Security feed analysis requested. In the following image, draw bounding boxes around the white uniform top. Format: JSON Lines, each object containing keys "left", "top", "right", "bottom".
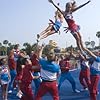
{"left": 40, "top": 68, "right": 57, "bottom": 81}
{"left": 0, "top": 65, "right": 10, "bottom": 84}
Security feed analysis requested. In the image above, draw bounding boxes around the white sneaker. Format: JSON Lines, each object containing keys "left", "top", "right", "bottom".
{"left": 84, "top": 88, "right": 88, "bottom": 91}
{"left": 81, "top": 88, "right": 88, "bottom": 91}
{"left": 14, "top": 87, "right": 17, "bottom": 90}
{"left": 8, "top": 90, "right": 12, "bottom": 93}
{"left": 16, "top": 91, "right": 23, "bottom": 98}
{"left": 73, "top": 89, "right": 80, "bottom": 93}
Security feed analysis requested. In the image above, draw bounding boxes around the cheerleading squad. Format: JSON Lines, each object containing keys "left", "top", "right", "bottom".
{"left": 0, "top": 0, "right": 100, "bottom": 100}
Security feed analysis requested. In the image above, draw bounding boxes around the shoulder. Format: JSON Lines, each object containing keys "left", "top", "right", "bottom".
{"left": 39, "top": 58, "right": 46, "bottom": 64}
{"left": 39, "top": 58, "right": 45, "bottom": 61}
{"left": 61, "top": 11, "right": 65, "bottom": 15}
{"left": 95, "top": 56, "right": 100, "bottom": 62}
{"left": 52, "top": 62, "right": 60, "bottom": 68}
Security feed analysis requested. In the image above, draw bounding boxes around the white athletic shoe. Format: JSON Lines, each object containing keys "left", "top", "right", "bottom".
{"left": 8, "top": 90, "right": 12, "bottom": 94}
{"left": 73, "top": 89, "right": 80, "bottom": 93}
{"left": 81, "top": 88, "right": 88, "bottom": 91}
{"left": 16, "top": 90, "right": 23, "bottom": 98}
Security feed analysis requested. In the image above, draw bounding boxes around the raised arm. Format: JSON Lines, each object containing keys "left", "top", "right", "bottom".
{"left": 79, "top": 53, "right": 87, "bottom": 60}
{"left": 55, "top": 3, "right": 61, "bottom": 19}
{"left": 84, "top": 48, "right": 97, "bottom": 59}
{"left": 72, "top": 0, "right": 91, "bottom": 12}
{"left": 70, "top": 48, "right": 78, "bottom": 59}
{"left": 48, "top": 0, "right": 64, "bottom": 15}
{"left": 36, "top": 44, "right": 44, "bottom": 59}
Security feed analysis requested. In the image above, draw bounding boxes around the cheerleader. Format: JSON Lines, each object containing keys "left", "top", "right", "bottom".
{"left": 0, "top": 58, "right": 10, "bottom": 100}
{"left": 48, "top": 0, "right": 91, "bottom": 53}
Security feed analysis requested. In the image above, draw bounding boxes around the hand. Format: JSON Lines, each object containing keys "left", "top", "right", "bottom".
{"left": 42, "top": 43, "right": 45, "bottom": 47}
{"left": 57, "top": 3, "right": 60, "bottom": 6}
{"left": 48, "top": 0, "right": 53, "bottom": 4}
{"left": 71, "top": 0, "right": 76, "bottom": 4}
{"left": 87, "top": 0, "right": 91, "bottom": 3}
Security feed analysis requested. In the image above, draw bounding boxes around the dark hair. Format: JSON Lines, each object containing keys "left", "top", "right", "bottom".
{"left": 66, "top": 2, "right": 72, "bottom": 9}
{"left": 16, "top": 57, "right": 25, "bottom": 72}
{"left": 0, "top": 59, "right": 3, "bottom": 65}
{"left": 0, "top": 58, "right": 6, "bottom": 65}
{"left": 22, "top": 58, "right": 28, "bottom": 65}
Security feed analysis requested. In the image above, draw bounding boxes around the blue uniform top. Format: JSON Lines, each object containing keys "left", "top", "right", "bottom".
{"left": 90, "top": 56, "right": 100, "bottom": 75}
{"left": 53, "top": 19, "right": 62, "bottom": 32}
{"left": 80, "top": 61, "right": 89, "bottom": 70}
{"left": 39, "top": 58, "right": 60, "bottom": 73}
{"left": 0, "top": 65, "right": 9, "bottom": 82}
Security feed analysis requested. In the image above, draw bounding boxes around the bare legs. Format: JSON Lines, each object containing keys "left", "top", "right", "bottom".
{"left": 73, "top": 32, "right": 87, "bottom": 54}
{"left": 37, "top": 24, "right": 56, "bottom": 41}
{"left": 1, "top": 84, "right": 8, "bottom": 100}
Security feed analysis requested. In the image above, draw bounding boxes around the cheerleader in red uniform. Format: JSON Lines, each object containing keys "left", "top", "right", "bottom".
{"left": 48, "top": 0, "right": 91, "bottom": 52}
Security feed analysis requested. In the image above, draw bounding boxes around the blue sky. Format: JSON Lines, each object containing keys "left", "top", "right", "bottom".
{"left": 0, "top": 0, "right": 100, "bottom": 48}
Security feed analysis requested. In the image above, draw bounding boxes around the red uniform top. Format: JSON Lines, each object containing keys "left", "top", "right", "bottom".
{"left": 8, "top": 57, "right": 16, "bottom": 70}
{"left": 16, "top": 56, "right": 24, "bottom": 80}
{"left": 21, "top": 64, "right": 33, "bottom": 84}
{"left": 59, "top": 58, "right": 70, "bottom": 73}
{"left": 30, "top": 54, "right": 40, "bottom": 72}
{"left": 65, "top": 13, "right": 79, "bottom": 32}
{"left": 67, "top": 19, "right": 78, "bottom": 31}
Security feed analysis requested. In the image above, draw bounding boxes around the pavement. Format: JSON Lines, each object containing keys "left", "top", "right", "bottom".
{"left": 0, "top": 69, "right": 100, "bottom": 100}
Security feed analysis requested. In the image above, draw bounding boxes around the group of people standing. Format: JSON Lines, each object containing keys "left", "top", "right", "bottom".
{"left": 0, "top": 44, "right": 100, "bottom": 100}
{"left": 36, "top": 0, "right": 100, "bottom": 100}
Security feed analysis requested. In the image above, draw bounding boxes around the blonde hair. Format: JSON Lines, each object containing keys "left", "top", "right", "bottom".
{"left": 55, "top": 10, "right": 63, "bottom": 19}
{"left": 65, "top": 1, "right": 77, "bottom": 11}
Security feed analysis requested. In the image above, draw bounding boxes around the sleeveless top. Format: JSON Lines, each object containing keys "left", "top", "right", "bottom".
{"left": 0, "top": 65, "right": 9, "bottom": 82}
{"left": 64, "top": 12, "right": 75, "bottom": 25}
{"left": 64, "top": 11, "right": 80, "bottom": 33}
{"left": 64, "top": 12, "right": 73, "bottom": 20}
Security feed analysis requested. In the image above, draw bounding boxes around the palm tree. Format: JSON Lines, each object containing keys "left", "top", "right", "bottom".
{"left": 0, "top": 42, "right": 2, "bottom": 55}
{"left": 1, "top": 46, "right": 6, "bottom": 55}
{"left": 23, "top": 42, "right": 32, "bottom": 55}
{"left": 23, "top": 42, "right": 29, "bottom": 48}
{"left": 0, "top": 42, "right": 2, "bottom": 47}
{"left": 3, "top": 40, "right": 9, "bottom": 55}
{"left": 32, "top": 43, "right": 38, "bottom": 51}
{"left": 96, "top": 31, "right": 100, "bottom": 46}
{"left": 90, "top": 41, "right": 95, "bottom": 49}
{"left": 3, "top": 40, "right": 9, "bottom": 45}
{"left": 85, "top": 41, "right": 90, "bottom": 48}
{"left": 8, "top": 43, "right": 12, "bottom": 47}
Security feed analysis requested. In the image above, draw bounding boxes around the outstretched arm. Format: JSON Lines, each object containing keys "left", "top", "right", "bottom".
{"left": 48, "top": 0, "right": 64, "bottom": 15}
{"left": 79, "top": 53, "right": 86, "bottom": 60}
{"left": 55, "top": 10, "right": 64, "bottom": 22}
{"left": 36, "top": 44, "right": 44, "bottom": 59}
{"left": 70, "top": 48, "right": 79, "bottom": 59}
{"left": 54, "top": 3, "right": 60, "bottom": 19}
{"left": 72, "top": 0, "right": 91, "bottom": 12}
{"left": 84, "top": 48, "right": 97, "bottom": 59}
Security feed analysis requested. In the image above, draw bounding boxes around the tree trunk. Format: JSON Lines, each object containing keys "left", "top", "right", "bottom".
{"left": 99, "top": 38, "right": 100, "bottom": 47}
